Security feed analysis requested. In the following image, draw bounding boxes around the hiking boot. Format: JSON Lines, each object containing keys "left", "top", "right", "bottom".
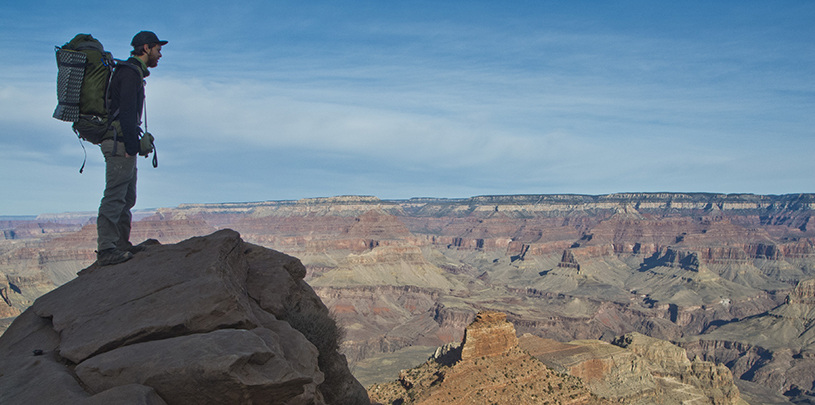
{"left": 124, "top": 244, "right": 147, "bottom": 254}
{"left": 97, "top": 248, "right": 133, "bottom": 266}
{"left": 120, "top": 238, "right": 160, "bottom": 254}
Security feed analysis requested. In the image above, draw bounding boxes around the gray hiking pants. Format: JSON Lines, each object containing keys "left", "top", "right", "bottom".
{"left": 97, "top": 140, "right": 137, "bottom": 251}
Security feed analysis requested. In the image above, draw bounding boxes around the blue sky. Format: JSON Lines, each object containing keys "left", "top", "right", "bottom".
{"left": 1, "top": 1, "right": 813, "bottom": 215}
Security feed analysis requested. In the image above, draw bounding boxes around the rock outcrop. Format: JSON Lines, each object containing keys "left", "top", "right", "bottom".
{"left": 368, "top": 310, "right": 605, "bottom": 405}
{"left": 0, "top": 230, "right": 368, "bottom": 405}
{"left": 518, "top": 332, "right": 745, "bottom": 405}
{"left": 459, "top": 311, "right": 517, "bottom": 359}
{"left": 518, "top": 335, "right": 655, "bottom": 401}
{"left": 616, "top": 333, "right": 742, "bottom": 404}
{"left": 0, "top": 219, "right": 217, "bottom": 335}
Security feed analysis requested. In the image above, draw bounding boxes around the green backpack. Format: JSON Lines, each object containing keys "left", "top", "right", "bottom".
{"left": 53, "top": 34, "right": 115, "bottom": 145}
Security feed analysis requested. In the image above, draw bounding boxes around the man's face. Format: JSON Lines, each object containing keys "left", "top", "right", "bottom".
{"left": 146, "top": 44, "right": 162, "bottom": 68}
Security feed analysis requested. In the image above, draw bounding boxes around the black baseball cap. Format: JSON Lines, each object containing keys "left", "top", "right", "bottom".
{"left": 131, "top": 31, "right": 168, "bottom": 48}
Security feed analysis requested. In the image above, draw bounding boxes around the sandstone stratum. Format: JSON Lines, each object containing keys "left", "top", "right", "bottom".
{"left": 0, "top": 230, "right": 368, "bottom": 404}
{"left": 2, "top": 192, "right": 815, "bottom": 403}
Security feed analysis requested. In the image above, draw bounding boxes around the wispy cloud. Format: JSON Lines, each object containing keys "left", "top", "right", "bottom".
{"left": 0, "top": 1, "right": 813, "bottom": 215}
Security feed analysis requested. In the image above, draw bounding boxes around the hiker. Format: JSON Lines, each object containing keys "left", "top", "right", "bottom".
{"left": 96, "top": 31, "right": 167, "bottom": 266}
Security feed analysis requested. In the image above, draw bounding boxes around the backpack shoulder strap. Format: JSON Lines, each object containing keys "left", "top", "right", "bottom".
{"left": 113, "top": 59, "right": 143, "bottom": 76}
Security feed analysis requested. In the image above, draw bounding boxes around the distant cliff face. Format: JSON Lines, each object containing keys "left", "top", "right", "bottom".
{"left": 2, "top": 193, "right": 815, "bottom": 403}
{"left": 680, "top": 277, "right": 815, "bottom": 403}
{"left": 0, "top": 230, "right": 368, "bottom": 405}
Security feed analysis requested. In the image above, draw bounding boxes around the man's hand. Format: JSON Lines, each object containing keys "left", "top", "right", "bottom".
{"left": 139, "top": 133, "right": 155, "bottom": 156}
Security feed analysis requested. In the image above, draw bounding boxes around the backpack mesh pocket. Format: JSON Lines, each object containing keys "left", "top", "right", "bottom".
{"left": 53, "top": 48, "right": 86, "bottom": 122}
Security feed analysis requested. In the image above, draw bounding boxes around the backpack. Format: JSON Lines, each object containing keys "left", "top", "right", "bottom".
{"left": 53, "top": 34, "right": 155, "bottom": 172}
{"left": 53, "top": 34, "right": 115, "bottom": 144}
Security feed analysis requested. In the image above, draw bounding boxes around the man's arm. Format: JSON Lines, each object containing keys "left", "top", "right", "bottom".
{"left": 116, "top": 67, "right": 143, "bottom": 157}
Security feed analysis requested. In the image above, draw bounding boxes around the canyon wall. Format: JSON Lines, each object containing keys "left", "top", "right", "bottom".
{"left": 2, "top": 193, "right": 814, "bottom": 402}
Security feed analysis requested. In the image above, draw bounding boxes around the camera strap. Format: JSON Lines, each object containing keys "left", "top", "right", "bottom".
{"left": 142, "top": 81, "right": 158, "bottom": 168}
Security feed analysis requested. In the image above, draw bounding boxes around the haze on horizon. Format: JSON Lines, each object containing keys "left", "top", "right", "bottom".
{"left": 1, "top": 1, "right": 813, "bottom": 216}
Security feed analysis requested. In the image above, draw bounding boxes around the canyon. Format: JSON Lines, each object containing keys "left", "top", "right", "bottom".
{"left": 2, "top": 193, "right": 814, "bottom": 403}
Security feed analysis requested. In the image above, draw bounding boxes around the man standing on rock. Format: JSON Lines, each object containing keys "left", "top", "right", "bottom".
{"left": 96, "top": 31, "right": 167, "bottom": 266}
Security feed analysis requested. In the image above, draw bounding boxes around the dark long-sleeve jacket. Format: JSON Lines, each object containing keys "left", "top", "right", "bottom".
{"left": 106, "top": 57, "right": 149, "bottom": 156}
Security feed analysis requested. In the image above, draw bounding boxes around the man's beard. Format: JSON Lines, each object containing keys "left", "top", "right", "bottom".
{"left": 147, "top": 52, "right": 159, "bottom": 68}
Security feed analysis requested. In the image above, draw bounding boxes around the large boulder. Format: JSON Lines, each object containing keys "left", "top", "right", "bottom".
{"left": 31, "top": 230, "right": 258, "bottom": 364}
{"left": 74, "top": 329, "right": 315, "bottom": 404}
{"left": 0, "top": 229, "right": 368, "bottom": 405}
